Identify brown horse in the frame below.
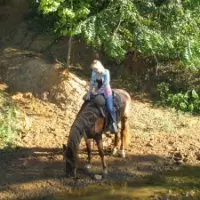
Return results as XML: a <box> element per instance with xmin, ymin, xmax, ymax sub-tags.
<box><xmin>63</xmin><ymin>89</ymin><xmax>131</xmax><ymax>177</ymax></box>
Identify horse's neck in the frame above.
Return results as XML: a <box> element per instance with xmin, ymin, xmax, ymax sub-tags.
<box><xmin>67</xmin><ymin>126</ymin><xmax>82</xmax><ymax>159</ymax></box>
<box><xmin>76</xmin><ymin>103</ymin><xmax>100</xmax><ymax>129</ymax></box>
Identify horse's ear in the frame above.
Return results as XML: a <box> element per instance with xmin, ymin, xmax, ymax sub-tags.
<box><xmin>63</xmin><ymin>144</ymin><xmax>67</xmax><ymax>151</ymax></box>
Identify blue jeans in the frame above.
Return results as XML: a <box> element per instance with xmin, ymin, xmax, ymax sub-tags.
<box><xmin>105</xmin><ymin>95</ymin><xmax>117</xmax><ymax>123</ymax></box>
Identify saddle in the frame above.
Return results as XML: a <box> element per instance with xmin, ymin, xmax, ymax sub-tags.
<box><xmin>86</xmin><ymin>91</ymin><xmax>123</xmax><ymax>131</ymax></box>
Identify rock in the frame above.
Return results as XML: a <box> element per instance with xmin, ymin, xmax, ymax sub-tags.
<box><xmin>186</xmin><ymin>190</ymin><xmax>195</xmax><ymax>197</ymax></box>
<box><xmin>12</xmin><ymin>92</ymin><xmax>24</xmax><ymax>100</ymax></box>
<box><xmin>173</xmin><ymin>152</ymin><xmax>183</xmax><ymax>161</ymax></box>
<box><xmin>41</xmin><ymin>91</ymin><xmax>49</xmax><ymax>101</ymax></box>
<box><xmin>175</xmin><ymin>160</ymin><xmax>184</xmax><ymax>165</ymax></box>
<box><xmin>168</xmin><ymin>141</ymin><xmax>174</xmax><ymax>145</ymax></box>
<box><xmin>0</xmin><ymin>83</ymin><xmax>8</xmax><ymax>90</ymax></box>
<box><xmin>94</xmin><ymin>174</ymin><xmax>102</xmax><ymax>180</ymax></box>
<box><xmin>146</xmin><ymin>142</ymin><xmax>153</xmax><ymax>147</ymax></box>
<box><xmin>195</xmin><ymin>152</ymin><xmax>200</xmax><ymax>161</ymax></box>
<box><xmin>85</xmin><ymin>164</ymin><xmax>91</xmax><ymax>169</ymax></box>
<box><xmin>23</xmin><ymin>92</ymin><xmax>33</xmax><ymax>98</ymax></box>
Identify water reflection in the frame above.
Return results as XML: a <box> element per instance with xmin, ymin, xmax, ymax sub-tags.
<box><xmin>46</xmin><ymin>185</ymin><xmax>167</xmax><ymax>200</ymax></box>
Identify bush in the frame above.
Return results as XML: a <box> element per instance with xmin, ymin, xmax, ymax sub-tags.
<box><xmin>0</xmin><ymin>92</ymin><xmax>18</xmax><ymax>148</ymax></box>
<box><xmin>157</xmin><ymin>82</ymin><xmax>200</xmax><ymax>114</ymax></box>
<box><xmin>157</xmin><ymin>64</ymin><xmax>200</xmax><ymax>94</ymax></box>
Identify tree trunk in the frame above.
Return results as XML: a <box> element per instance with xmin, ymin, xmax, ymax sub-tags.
<box><xmin>66</xmin><ymin>36</ymin><xmax>72</xmax><ymax>68</ymax></box>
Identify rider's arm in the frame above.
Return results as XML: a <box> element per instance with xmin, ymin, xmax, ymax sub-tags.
<box><xmin>88</xmin><ymin>71</ymin><xmax>96</xmax><ymax>95</ymax></box>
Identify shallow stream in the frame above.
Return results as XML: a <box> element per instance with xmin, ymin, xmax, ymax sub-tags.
<box><xmin>45</xmin><ymin>184</ymin><xmax>168</xmax><ymax>200</ymax></box>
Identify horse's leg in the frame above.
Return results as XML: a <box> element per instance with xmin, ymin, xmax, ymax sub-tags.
<box><xmin>85</xmin><ymin>138</ymin><xmax>92</xmax><ymax>169</ymax></box>
<box><xmin>112</xmin><ymin>133</ymin><xmax>119</xmax><ymax>156</ymax></box>
<box><xmin>95</xmin><ymin>135</ymin><xmax>108</xmax><ymax>175</ymax></box>
<box><xmin>120</xmin><ymin>117</ymin><xmax>129</xmax><ymax>158</ymax></box>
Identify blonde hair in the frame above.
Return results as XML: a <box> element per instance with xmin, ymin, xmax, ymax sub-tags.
<box><xmin>91</xmin><ymin>60</ymin><xmax>105</xmax><ymax>74</ymax></box>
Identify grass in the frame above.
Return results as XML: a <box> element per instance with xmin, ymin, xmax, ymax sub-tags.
<box><xmin>0</xmin><ymin>91</ymin><xmax>18</xmax><ymax>148</ymax></box>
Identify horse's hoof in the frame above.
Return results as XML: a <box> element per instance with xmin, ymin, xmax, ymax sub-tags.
<box><xmin>85</xmin><ymin>164</ymin><xmax>91</xmax><ymax>169</ymax></box>
<box><xmin>120</xmin><ymin>150</ymin><xmax>126</xmax><ymax>158</ymax></box>
<box><xmin>112</xmin><ymin>147</ymin><xmax>118</xmax><ymax>156</ymax></box>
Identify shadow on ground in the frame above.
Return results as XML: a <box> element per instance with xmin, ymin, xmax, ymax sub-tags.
<box><xmin>1</xmin><ymin>147</ymin><xmax>200</xmax><ymax>200</ymax></box>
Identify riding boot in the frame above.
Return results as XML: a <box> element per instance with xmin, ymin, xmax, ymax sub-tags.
<box><xmin>110</xmin><ymin>113</ymin><xmax>118</xmax><ymax>134</ymax></box>
<box><xmin>111</xmin><ymin>121</ymin><xmax>118</xmax><ymax>134</ymax></box>
<box><xmin>105</xmin><ymin>95</ymin><xmax>118</xmax><ymax>134</ymax></box>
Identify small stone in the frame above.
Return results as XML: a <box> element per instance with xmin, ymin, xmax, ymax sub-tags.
<box><xmin>195</xmin><ymin>152</ymin><xmax>200</xmax><ymax>161</ymax></box>
<box><xmin>94</xmin><ymin>174</ymin><xmax>102</xmax><ymax>180</ymax></box>
<box><xmin>173</xmin><ymin>152</ymin><xmax>183</xmax><ymax>161</ymax></box>
<box><xmin>23</xmin><ymin>92</ymin><xmax>33</xmax><ymax>98</ymax></box>
<box><xmin>0</xmin><ymin>83</ymin><xmax>8</xmax><ymax>90</ymax></box>
<box><xmin>168</xmin><ymin>141</ymin><xmax>174</xmax><ymax>145</ymax></box>
<box><xmin>85</xmin><ymin>164</ymin><xmax>91</xmax><ymax>169</ymax></box>
<box><xmin>146</xmin><ymin>142</ymin><xmax>153</xmax><ymax>147</ymax></box>
<box><xmin>41</xmin><ymin>91</ymin><xmax>49</xmax><ymax>101</ymax></box>
<box><xmin>12</xmin><ymin>92</ymin><xmax>23</xmax><ymax>100</ymax></box>
<box><xmin>175</xmin><ymin>160</ymin><xmax>184</xmax><ymax>165</ymax></box>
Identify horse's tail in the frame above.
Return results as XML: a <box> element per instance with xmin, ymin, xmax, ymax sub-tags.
<box><xmin>124</xmin><ymin>93</ymin><xmax>131</xmax><ymax>148</ymax></box>
<box><xmin>121</xmin><ymin>116</ymin><xmax>130</xmax><ymax>147</ymax></box>
<box><xmin>114</xmin><ymin>89</ymin><xmax>131</xmax><ymax>148</ymax></box>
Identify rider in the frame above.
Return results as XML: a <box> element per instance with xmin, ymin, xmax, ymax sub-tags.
<box><xmin>85</xmin><ymin>60</ymin><xmax>118</xmax><ymax>133</ymax></box>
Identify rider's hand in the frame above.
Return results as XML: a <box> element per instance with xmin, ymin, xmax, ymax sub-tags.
<box><xmin>92</xmin><ymin>91</ymin><xmax>98</xmax><ymax>96</ymax></box>
<box><xmin>85</xmin><ymin>94</ymin><xmax>90</xmax><ymax>101</ymax></box>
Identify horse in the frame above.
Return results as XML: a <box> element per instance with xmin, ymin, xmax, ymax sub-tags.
<box><xmin>63</xmin><ymin>89</ymin><xmax>131</xmax><ymax>177</ymax></box>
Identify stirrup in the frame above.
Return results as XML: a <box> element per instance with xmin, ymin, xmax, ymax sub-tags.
<box><xmin>111</xmin><ymin>122</ymin><xmax>118</xmax><ymax>134</ymax></box>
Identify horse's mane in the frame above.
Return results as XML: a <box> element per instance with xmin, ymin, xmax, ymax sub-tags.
<box><xmin>66</xmin><ymin>101</ymin><xmax>101</xmax><ymax>159</ymax></box>
<box><xmin>73</xmin><ymin>101</ymin><xmax>101</xmax><ymax>132</ymax></box>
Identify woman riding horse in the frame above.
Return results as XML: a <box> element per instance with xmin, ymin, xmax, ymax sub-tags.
<box><xmin>63</xmin><ymin>60</ymin><xmax>131</xmax><ymax>177</ymax></box>
<box><xmin>85</xmin><ymin>60</ymin><xmax>118</xmax><ymax>133</ymax></box>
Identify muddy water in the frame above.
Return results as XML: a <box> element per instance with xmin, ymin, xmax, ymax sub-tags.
<box><xmin>45</xmin><ymin>184</ymin><xmax>168</xmax><ymax>200</ymax></box>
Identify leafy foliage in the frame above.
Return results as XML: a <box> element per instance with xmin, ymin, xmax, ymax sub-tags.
<box><xmin>37</xmin><ymin>0</ymin><xmax>200</xmax><ymax>67</ymax></box>
<box><xmin>157</xmin><ymin>82</ymin><xmax>200</xmax><ymax>114</ymax></box>
<box><xmin>156</xmin><ymin>63</ymin><xmax>200</xmax><ymax>95</ymax></box>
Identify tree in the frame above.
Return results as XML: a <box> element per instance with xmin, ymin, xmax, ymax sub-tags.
<box><xmin>38</xmin><ymin>0</ymin><xmax>200</xmax><ymax>68</ymax></box>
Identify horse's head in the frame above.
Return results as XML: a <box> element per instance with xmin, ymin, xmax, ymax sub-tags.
<box><xmin>63</xmin><ymin>144</ymin><xmax>77</xmax><ymax>177</ymax></box>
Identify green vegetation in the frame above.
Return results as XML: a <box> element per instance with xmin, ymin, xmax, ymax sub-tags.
<box><xmin>157</xmin><ymin>82</ymin><xmax>200</xmax><ymax>114</ymax></box>
<box><xmin>37</xmin><ymin>0</ymin><xmax>200</xmax><ymax>67</ymax></box>
<box><xmin>34</xmin><ymin>0</ymin><xmax>200</xmax><ymax>113</ymax></box>
<box><xmin>0</xmin><ymin>91</ymin><xmax>18</xmax><ymax>148</ymax></box>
